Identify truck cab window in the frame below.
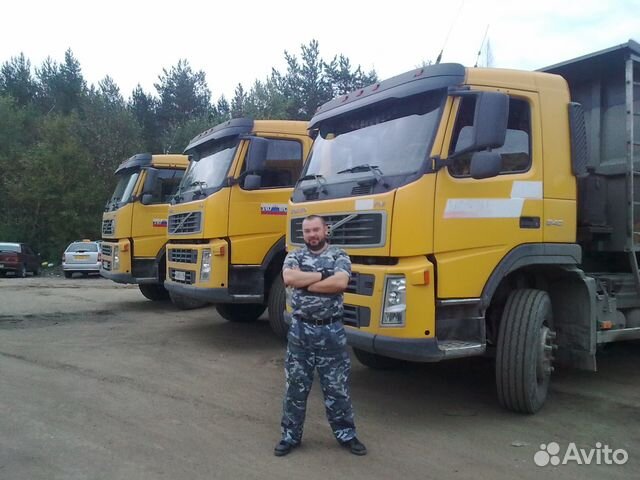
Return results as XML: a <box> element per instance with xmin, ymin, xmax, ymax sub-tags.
<box><xmin>147</xmin><ymin>169</ymin><xmax>185</xmax><ymax>204</ymax></box>
<box><xmin>448</xmin><ymin>96</ymin><xmax>531</xmax><ymax>177</ymax></box>
<box><xmin>242</xmin><ymin>139</ymin><xmax>303</xmax><ymax>189</ymax></box>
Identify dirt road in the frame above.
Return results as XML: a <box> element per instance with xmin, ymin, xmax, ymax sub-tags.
<box><xmin>0</xmin><ymin>277</ymin><xmax>637</xmax><ymax>479</ymax></box>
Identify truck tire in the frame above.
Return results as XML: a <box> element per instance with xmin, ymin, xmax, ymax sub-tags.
<box><xmin>352</xmin><ymin>347</ymin><xmax>404</xmax><ymax>369</ymax></box>
<box><xmin>169</xmin><ymin>291</ymin><xmax>208</xmax><ymax>310</ymax></box>
<box><xmin>267</xmin><ymin>275</ymin><xmax>288</xmax><ymax>339</ymax></box>
<box><xmin>496</xmin><ymin>289</ymin><xmax>556</xmax><ymax>414</ymax></box>
<box><xmin>216</xmin><ymin>303</ymin><xmax>266</xmax><ymax>322</ymax></box>
<box><xmin>139</xmin><ymin>284</ymin><xmax>170</xmax><ymax>301</ymax></box>
<box><xmin>64</xmin><ymin>271</ymin><xmax>72</xmax><ymax>279</ymax></box>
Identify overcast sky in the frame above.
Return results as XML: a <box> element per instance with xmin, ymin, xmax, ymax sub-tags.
<box><xmin>1</xmin><ymin>0</ymin><xmax>638</xmax><ymax>101</ymax></box>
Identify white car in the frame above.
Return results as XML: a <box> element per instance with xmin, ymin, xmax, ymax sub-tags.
<box><xmin>62</xmin><ymin>240</ymin><xmax>101</xmax><ymax>278</ymax></box>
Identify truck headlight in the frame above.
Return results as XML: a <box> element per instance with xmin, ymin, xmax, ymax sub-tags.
<box><xmin>200</xmin><ymin>249</ymin><xmax>211</xmax><ymax>282</ymax></box>
<box><xmin>113</xmin><ymin>246</ymin><xmax>120</xmax><ymax>270</ymax></box>
<box><xmin>381</xmin><ymin>275</ymin><xmax>406</xmax><ymax>326</ymax></box>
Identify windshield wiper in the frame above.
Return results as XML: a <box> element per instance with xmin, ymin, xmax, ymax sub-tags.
<box><xmin>190</xmin><ymin>181</ymin><xmax>208</xmax><ymax>199</ymax></box>
<box><xmin>172</xmin><ymin>184</ymin><xmax>186</xmax><ymax>204</ymax></box>
<box><xmin>337</xmin><ymin>164</ymin><xmax>383</xmax><ymax>176</ymax></box>
<box><xmin>296</xmin><ymin>174</ymin><xmax>327</xmax><ymax>198</ymax></box>
<box><xmin>337</xmin><ymin>164</ymin><xmax>388</xmax><ymax>187</ymax></box>
<box><xmin>106</xmin><ymin>197</ymin><xmax>121</xmax><ymax>211</ymax></box>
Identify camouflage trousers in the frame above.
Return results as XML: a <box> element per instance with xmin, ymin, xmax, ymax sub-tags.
<box><xmin>280</xmin><ymin>317</ymin><xmax>356</xmax><ymax>445</ymax></box>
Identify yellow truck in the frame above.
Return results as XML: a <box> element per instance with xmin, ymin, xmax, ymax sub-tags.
<box><xmin>164</xmin><ymin>119</ymin><xmax>312</xmax><ymax>335</ymax></box>
<box><xmin>101</xmin><ymin>153</ymin><xmax>188</xmax><ymax>300</ymax></box>
<box><xmin>287</xmin><ymin>40</ymin><xmax>640</xmax><ymax>413</ymax></box>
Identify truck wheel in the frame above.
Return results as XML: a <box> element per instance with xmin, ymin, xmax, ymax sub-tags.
<box><xmin>169</xmin><ymin>291</ymin><xmax>208</xmax><ymax>310</ymax></box>
<box><xmin>496</xmin><ymin>289</ymin><xmax>556</xmax><ymax>414</ymax></box>
<box><xmin>139</xmin><ymin>284</ymin><xmax>170</xmax><ymax>301</ymax></box>
<box><xmin>216</xmin><ymin>303</ymin><xmax>266</xmax><ymax>322</ymax></box>
<box><xmin>352</xmin><ymin>347</ymin><xmax>404</xmax><ymax>369</ymax></box>
<box><xmin>64</xmin><ymin>271</ymin><xmax>73</xmax><ymax>279</ymax></box>
<box><xmin>267</xmin><ymin>274</ymin><xmax>288</xmax><ymax>339</ymax></box>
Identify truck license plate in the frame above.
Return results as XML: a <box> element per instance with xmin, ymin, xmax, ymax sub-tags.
<box><xmin>174</xmin><ymin>270</ymin><xmax>186</xmax><ymax>281</ymax></box>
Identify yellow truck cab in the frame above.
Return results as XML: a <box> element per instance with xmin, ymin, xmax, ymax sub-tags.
<box><xmin>287</xmin><ymin>41</ymin><xmax>640</xmax><ymax>413</ymax></box>
<box><xmin>101</xmin><ymin>153</ymin><xmax>188</xmax><ymax>300</ymax></box>
<box><xmin>164</xmin><ymin>119</ymin><xmax>312</xmax><ymax>336</ymax></box>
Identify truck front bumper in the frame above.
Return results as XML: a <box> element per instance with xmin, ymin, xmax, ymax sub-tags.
<box><xmin>164</xmin><ymin>281</ymin><xmax>261</xmax><ymax>304</ymax></box>
<box><xmin>346</xmin><ymin>328</ymin><xmax>445</xmax><ymax>362</ymax></box>
<box><xmin>99</xmin><ymin>270</ymin><xmax>158</xmax><ymax>285</ymax></box>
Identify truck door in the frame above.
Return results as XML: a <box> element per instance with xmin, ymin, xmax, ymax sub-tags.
<box><xmin>433</xmin><ymin>91</ymin><xmax>543</xmax><ymax>299</ymax></box>
<box><xmin>131</xmin><ymin>168</ymin><xmax>184</xmax><ymax>258</ymax></box>
<box><xmin>227</xmin><ymin>136</ymin><xmax>307</xmax><ymax>265</ymax></box>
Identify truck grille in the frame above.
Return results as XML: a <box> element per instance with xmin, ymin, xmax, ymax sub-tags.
<box><xmin>343</xmin><ymin>304</ymin><xmax>370</xmax><ymax>328</ymax></box>
<box><xmin>101</xmin><ymin>244</ymin><xmax>112</xmax><ymax>257</ymax></box>
<box><xmin>168</xmin><ymin>211</ymin><xmax>202</xmax><ymax>234</ymax></box>
<box><xmin>169</xmin><ymin>268</ymin><xmax>196</xmax><ymax>284</ymax></box>
<box><xmin>102</xmin><ymin>219</ymin><xmax>115</xmax><ymax>236</ymax></box>
<box><xmin>168</xmin><ymin>248</ymin><xmax>198</xmax><ymax>263</ymax></box>
<box><xmin>290</xmin><ymin>213</ymin><xmax>385</xmax><ymax>248</ymax></box>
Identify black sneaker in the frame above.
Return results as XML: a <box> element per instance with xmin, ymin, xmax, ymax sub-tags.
<box><xmin>274</xmin><ymin>440</ymin><xmax>297</xmax><ymax>457</ymax></box>
<box><xmin>341</xmin><ymin>437</ymin><xmax>367</xmax><ymax>456</ymax></box>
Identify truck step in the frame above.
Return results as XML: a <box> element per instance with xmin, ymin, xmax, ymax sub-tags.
<box><xmin>438</xmin><ymin>340</ymin><xmax>485</xmax><ymax>358</ymax></box>
<box><xmin>597</xmin><ymin>326</ymin><xmax>640</xmax><ymax>344</ymax></box>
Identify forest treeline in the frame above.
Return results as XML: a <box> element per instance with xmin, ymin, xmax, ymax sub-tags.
<box><xmin>0</xmin><ymin>40</ymin><xmax>377</xmax><ymax>260</ymax></box>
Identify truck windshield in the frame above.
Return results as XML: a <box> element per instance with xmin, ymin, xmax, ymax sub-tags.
<box><xmin>174</xmin><ymin>136</ymin><xmax>239</xmax><ymax>203</ymax></box>
<box><xmin>105</xmin><ymin>170</ymin><xmax>140</xmax><ymax>211</ymax></box>
<box><xmin>305</xmin><ymin>90</ymin><xmax>445</xmax><ymax>183</ymax></box>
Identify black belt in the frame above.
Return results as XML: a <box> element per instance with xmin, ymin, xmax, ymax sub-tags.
<box><xmin>296</xmin><ymin>315</ymin><xmax>342</xmax><ymax>326</ymax></box>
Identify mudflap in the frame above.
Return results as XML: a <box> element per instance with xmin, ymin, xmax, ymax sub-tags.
<box><xmin>549</xmin><ymin>267</ymin><xmax>597</xmax><ymax>371</ymax></box>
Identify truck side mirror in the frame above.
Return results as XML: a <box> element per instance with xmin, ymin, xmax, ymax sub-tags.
<box><xmin>470</xmin><ymin>151</ymin><xmax>502</xmax><ymax>179</ymax></box>
<box><xmin>245</xmin><ymin>137</ymin><xmax>269</xmax><ymax>172</ymax></box>
<box><xmin>140</xmin><ymin>193</ymin><xmax>154</xmax><ymax>205</ymax></box>
<box><xmin>452</xmin><ymin>91</ymin><xmax>509</xmax><ymax>157</ymax></box>
<box><xmin>244</xmin><ymin>174</ymin><xmax>262</xmax><ymax>190</ymax></box>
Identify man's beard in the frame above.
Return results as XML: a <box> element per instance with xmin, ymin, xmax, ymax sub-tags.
<box><xmin>304</xmin><ymin>238</ymin><xmax>326</xmax><ymax>252</ymax></box>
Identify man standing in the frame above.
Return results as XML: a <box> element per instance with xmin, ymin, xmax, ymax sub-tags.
<box><xmin>274</xmin><ymin>215</ymin><xmax>366</xmax><ymax>457</ymax></box>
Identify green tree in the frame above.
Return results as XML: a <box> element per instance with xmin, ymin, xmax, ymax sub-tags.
<box><xmin>154</xmin><ymin>59</ymin><xmax>213</xmax><ymax>152</ymax></box>
<box><xmin>216</xmin><ymin>95</ymin><xmax>231</xmax><ymax>120</ymax></box>
<box><xmin>230</xmin><ymin>83</ymin><xmax>247</xmax><ymax>118</ymax></box>
<box><xmin>324</xmin><ymin>54</ymin><xmax>378</xmax><ymax>96</ymax></box>
<box><xmin>273</xmin><ymin>40</ymin><xmax>330</xmax><ymax>119</ymax></box>
<box><xmin>0</xmin><ymin>53</ymin><xmax>38</xmax><ymax>106</ymax></box>
<box><xmin>244</xmin><ymin>77</ymin><xmax>288</xmax><ymax>119</ymax></box>
<box><xmin>82</xmin><ymin>77</ymin><xmax>141</xmax><ymax>196</ymax></box>
<box><xmin>271</xmin><ymin>39</ymin><xmax>377</xmax><ymax>120</ymax></box>
<box><xmin>35</xmin><ymin>49</ymin><xmax>87</xmax><ymax>115</ymax></box>
<box><xmin>0</xmin><ymin>95</ymin><xmax>36</xmax><ymax>243</ymax></box>
<box><xmin>129</xmin><ymin>84</ymin><xmax>161</xmax><ymax>152</ymax></box>
<box><xmin>1</xmin><ymin>113</ymin><xmax>97</xmax><ymax>259</ymax></box>
<box><xmin>170</xmin><ymin>117</ymin><xmax>216</xmax><ymax>152</ymax></box>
